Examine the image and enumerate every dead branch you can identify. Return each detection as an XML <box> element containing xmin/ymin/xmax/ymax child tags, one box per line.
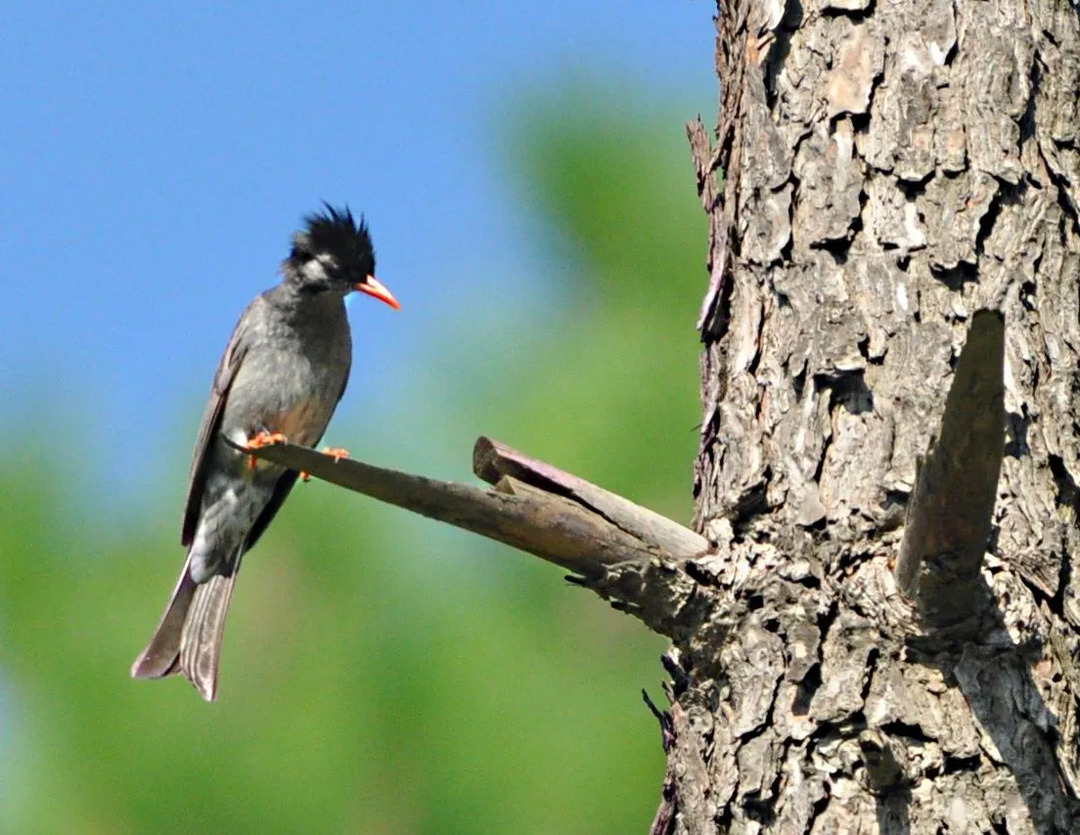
<box><xmin>234</xmin><ymin>436</ymin><xmax>708</xmax><ymax>600</ymax></box>
<box><xmin>894</xmin><ymin>309</ymin><xmax>1007</xmax><ymax>629</ymax></box>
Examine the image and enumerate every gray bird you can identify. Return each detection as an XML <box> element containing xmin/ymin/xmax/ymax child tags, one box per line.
<box><xmin>131</xmin><ymin>204</ymin><xmax>399</xmax><ymax>701</ymax></box>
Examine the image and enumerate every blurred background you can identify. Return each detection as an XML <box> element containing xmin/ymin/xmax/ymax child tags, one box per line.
<box><xmin>0</xmin><ymin>3</ymin><xmax>712</xmax><ymax>832</ymax></box>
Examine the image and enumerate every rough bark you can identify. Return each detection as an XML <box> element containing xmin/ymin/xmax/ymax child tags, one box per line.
<box><xmin>666</xmin><ymin>0</ymin><xmax>1080</xmax><ymax>832</ymax></box>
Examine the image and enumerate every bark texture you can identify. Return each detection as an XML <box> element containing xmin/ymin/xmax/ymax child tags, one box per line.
<box><xmin>666</xmin><ymin>0</ymin><xmax>1080</xmax><ymax>831</ymax></box>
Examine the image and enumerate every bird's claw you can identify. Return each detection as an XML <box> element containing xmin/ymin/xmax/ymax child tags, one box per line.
<box><xmin>322</xmin><ymin>446</ymin><xmax>351</xmax><ymax>462</ymax></box>
<box><xmin>301</xmin><ymin>447</ymin><xmax>351</xmax><ymax>482</ymax></box>
<box><xmin>244</xmin><ymin>431</ymin><xmax>288</xmax><ymax>469</ymax></box>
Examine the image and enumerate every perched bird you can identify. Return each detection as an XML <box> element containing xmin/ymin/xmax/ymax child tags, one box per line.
<box><xmin>131</xmin><ymin>204</ymin><xmax>400</xmax><ymax>701</ymax></box>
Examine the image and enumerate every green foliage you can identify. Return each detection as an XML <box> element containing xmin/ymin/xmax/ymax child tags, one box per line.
<box><xmin>0</xmin><ymin>87</ymin><xmax>702</xmax><ymax>833</ymax></box>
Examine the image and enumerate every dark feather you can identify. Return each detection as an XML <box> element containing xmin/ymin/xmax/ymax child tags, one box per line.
<box><xmin>182</xmin><ymin>306</ymin><xmax>249</xmax><ymax>546</ymax></box>
<box><xmin>289</xmin><ymin>203</ymin><xmax>375</xmax><ymax>272</ymax></box>
<box><xmin>243</xmin><ymin>469</ymin><xmax>300</xmax><ymax>552</ymax></box>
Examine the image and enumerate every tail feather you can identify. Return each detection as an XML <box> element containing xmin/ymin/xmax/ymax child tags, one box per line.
<box><xmin>131</xmin><ymin>551</ymin><xmax>242</xmax><ymax>701</ymax></box>
<box><xmin>130</xmin><ymin>559</ymin><xmax>198</xmax><ymax>680</ymax></box>
<box><xmin>179</xmin><ymin>573</ymin><xmax>238</xmax><ymax>701</ymax></box>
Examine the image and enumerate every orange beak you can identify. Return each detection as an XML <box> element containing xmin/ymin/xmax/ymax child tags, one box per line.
<box><xmin>355</xmin><ymin>275</ymin><xmax>401</xmax><ymax>310</ymax></box>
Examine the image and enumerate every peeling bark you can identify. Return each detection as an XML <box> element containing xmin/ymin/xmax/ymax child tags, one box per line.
<box><xmin>671</xmin><ymin>0</ymin><xmax>1080</xmax><ymax>831</ymax></box>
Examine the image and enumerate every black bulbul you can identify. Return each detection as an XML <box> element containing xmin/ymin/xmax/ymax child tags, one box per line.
<box><xmin>131</xmin><ymin>204</ymin><xmax>400</xmax><ymax>700</ymax></box>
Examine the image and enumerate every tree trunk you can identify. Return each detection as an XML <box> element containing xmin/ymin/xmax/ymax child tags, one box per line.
<box><xmin>666</xmin><ymin>0</ymin><xmax>1080</xmax><ymax>832</ymax></box>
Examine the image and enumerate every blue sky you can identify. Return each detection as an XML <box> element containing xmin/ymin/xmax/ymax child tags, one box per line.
<box><xmin>0</xmin><ymin>2</ymin><xmax>714</xmax><ymax>498</ymax></box>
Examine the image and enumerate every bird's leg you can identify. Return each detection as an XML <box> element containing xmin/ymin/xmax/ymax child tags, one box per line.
<box><xmin>301</xmin><ymin>447</ymin><xmax>351</xmax><ymax>482</ymax></box>
<box><xmin>244</xmin><ymin>430</ymin><xmax>289</xmax><ymax>470</ymax></box>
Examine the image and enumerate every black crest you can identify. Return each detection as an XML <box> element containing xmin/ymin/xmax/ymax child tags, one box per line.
<box><xmin>290</xmin><ymin>203</ymin><xmax>374</xmax><ymax>268</ymax></box>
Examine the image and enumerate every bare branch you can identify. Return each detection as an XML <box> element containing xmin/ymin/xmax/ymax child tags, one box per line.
<box><xmin>234</xmin><ymin>438</ymin><xmax>707</xmax><ymax>591</ymax></box>
<box><xmin>895</xmin><ymin>309</ymin><xmax>1006</xmax><ymax>629</ymax></box>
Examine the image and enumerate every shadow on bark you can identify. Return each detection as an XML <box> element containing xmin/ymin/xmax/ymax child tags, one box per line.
<box><xmin>909</xmin><ymin>579</ymin><xmax>1075</xmax><ymax>832</ymax></box>
<box><xmin>897</xmin><ymin>310</ymin><xmax>1077</xmax><ymax>832</ymax></box>
<box><xmin>874</xmin><ymin>787</ymin><xmax>911</xmax><ymax>835</ymax></box>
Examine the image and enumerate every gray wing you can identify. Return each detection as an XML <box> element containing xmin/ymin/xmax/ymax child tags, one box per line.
<box><xmin>181</xmin><ymin>307</ymin><xmax>251</xmax><ymax>547</ymax></box>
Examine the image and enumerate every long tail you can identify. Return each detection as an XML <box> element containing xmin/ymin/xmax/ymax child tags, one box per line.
<box><xmin>131</xmin><ymin>553</ymin><xmax>241</xmax><ymax>701</ymax></box>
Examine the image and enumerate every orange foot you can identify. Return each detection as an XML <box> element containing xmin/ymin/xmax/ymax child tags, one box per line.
<box><xmin>244</xmin><ymin>431</ymin><xmax>288</xmax><ymax>470</ymax></box>
<box><xmin>301</xmin><ymin>447</ymin><xmax>351</xmax><ymax>482</ymax></box>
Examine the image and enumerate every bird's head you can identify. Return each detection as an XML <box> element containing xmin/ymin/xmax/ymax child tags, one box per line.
<box><xmin>284</xmin><ymin>203</ymin><xmax>400</xmax><ymax>309</ymax></box>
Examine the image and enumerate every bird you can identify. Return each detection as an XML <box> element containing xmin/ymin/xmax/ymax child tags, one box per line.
<box><xmin>131</xmin><ymin>204</ymin><xmax>400</xmax><ymax>701</ymax></box>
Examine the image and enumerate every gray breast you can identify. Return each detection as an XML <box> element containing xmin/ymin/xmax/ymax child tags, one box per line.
<box><xmin>220</xmin><ymin>292</ymin><xmax>352</xmax><ymax>460</ymax></box>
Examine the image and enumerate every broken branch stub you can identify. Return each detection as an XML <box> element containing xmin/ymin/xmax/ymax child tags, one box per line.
<box><xmin>473</xmin><ymin>436</ymin><xmax>707</xmax><ymax>557</ymax></box>
<box><xmin>895</xmin><ymin>309</ymin><xmax>1007</xmax><ymax>630</ymax></box>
